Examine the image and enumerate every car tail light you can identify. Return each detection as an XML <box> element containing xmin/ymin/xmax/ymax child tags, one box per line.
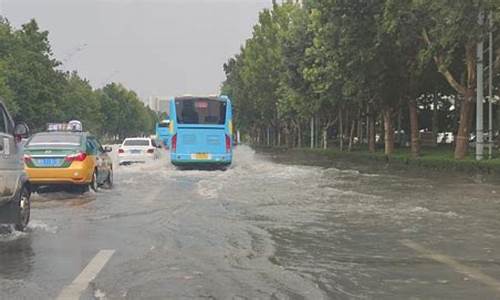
<box><xmin>225</xmin><ymin>135</ymin><xmax>231</xmax><ymax>153</ymax></box>
<box><xmin>118</xmin><ymin>148</ymin><xmax>124</xmax><ymax>154</ymax></box>
<box><xmin>23</xmin><ymin>154</ymin><xmax>32</xmax><ymax>164</ymax></box>
<box><xmin>65</xmin><ymin>152</ymin><xmax>87</xmax><ymax>162</ymax></box>
<box><xmin>146</xmin><ymin>148</ymin><xmax>155</xmax><ymax>154</ymax></box>
<box><xmin>171</xmin><ymin>134</ymin><xmax>177</xmax><ymax>152</ymax></box>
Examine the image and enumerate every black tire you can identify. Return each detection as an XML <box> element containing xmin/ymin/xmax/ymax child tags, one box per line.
<box><xmin>14</xmin><ymin>185</ymin><xmax>31</xmax><ymax>231</ymax></box>
<box><xmin>103</xmin><ymin>169</ymin><xmax>113</xmax><ymax>189</ymax></box>
<box><xmin>89</xmin><ymin>171</ymin><xmax>98</xmax><ymax>192</ymax></box>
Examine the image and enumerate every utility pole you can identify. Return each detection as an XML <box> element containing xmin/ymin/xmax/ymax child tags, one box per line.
<box><xmin>488</xmin><ymin>11</ymin><xmax>494</xmax><ymax>159</ymax></box>
<box><xmin>476</xmin><ymin>11</ymin><xmax>485</xmax><ymax>161</ymax></box>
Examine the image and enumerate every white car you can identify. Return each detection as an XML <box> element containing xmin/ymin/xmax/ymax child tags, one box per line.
<box><xmin>118</xmin><ymin>138</ymin><xmax>161</xmax><ymax>165</ymax></box>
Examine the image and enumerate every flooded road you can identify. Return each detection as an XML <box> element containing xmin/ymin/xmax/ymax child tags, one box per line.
<box><xmin>1</xmin><ymin>145</ymin><xmax>500</xmax><ymax>299</ymax></box>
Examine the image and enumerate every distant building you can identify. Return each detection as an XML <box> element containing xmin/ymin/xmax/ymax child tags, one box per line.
<box><xmin>147</xmin><ymin>96</ymin><xmax>170</xmax><ymax>114</ymax></box>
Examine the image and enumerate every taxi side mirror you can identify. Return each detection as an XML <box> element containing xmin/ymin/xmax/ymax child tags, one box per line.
<box><xmin>104</xmin><ymin>146</ymin><xmax>113</xmax><ymax>153</ymax></box>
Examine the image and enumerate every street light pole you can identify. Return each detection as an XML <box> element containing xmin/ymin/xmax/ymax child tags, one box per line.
<box><xmin>476</xmin><ymin>11</ymin><xmax>485</xmax><ymax>161</ymax></box>
<box><xmin>488</xmin><ymin>11</ymin><xmax>494</xmax><ymax>159</ymax></box>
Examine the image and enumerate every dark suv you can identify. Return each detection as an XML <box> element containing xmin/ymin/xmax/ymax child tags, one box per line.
<box><xmin>0</xmin><ymin>98</ymin><xmax>30</xmax><ymax>231</ymax></box>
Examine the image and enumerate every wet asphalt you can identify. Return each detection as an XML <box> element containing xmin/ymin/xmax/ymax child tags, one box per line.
<box><xmin>1</xmin><ymin>145</ymin><xmax>500</xmax><ymax>299</ymax></box>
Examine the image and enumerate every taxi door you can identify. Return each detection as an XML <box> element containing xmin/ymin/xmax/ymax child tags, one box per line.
<box><xmin>89</xmin><ymin>137</ymin><xmax>110</xmax><ymax>184</ymax></box>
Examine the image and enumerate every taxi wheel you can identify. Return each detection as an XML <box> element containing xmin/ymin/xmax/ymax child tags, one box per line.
<box><xmin>90</xmin><ymin>171</ymin><xmax>98</xmax><ymax>192</ymax></box>
<box><xmin>14</xmin><ymin>185</ymin><xmax>31</xmax><ymax>231</ymax></box>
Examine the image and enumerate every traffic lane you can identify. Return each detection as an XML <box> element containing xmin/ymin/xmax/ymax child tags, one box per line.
<box><xmin>92</xmin><ymin>147</ymin><xmax>500</xmax><ymax>299</ymax></box>
<box><xmin>0</xmin><ymin>158</ymin><xmax>175</xmax><ymax>299</ymax></box>
<box><xmin>1</xmin><ymin>146</ymin><xmax>500</xmax><ymax>299</ymax></box>
<box><xmin>0</xmin><ymin>153</ymin><xmax>324</xmax><ymax>299</ymax></box>
<box><xmin>90</xmin><ymin>161</ymin><xmax>325</xmax><ymax>299</ymax></box>
<box><xmin>260</xmin><ymin>149</ymin><xmax>500</xmax><ymax>299</ymax></box>
<box><xmin>0</xmin><ymin>188</ymin><xmax>128</xmax><ymax>299</ymax></box>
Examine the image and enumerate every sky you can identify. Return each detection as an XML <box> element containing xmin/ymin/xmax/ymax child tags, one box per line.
<box><xmin>0</xmin><ymin>0</ymin><xmax>271</xmax><ymax>100</ymax></box>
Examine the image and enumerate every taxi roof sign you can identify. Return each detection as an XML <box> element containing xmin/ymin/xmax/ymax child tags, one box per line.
<box><xmin>47</xmin><ymin>120</ymin><xmax>83</xmax><ymax>132</ymax></box>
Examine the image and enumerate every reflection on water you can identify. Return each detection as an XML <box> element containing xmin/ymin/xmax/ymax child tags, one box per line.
<box><xmin>0</xmin><ymin>146</ymin><xmax>498</xmax><ymax>299</ymax></box>
<box><xmin>32</xmin><ymin>187</ymin><xmax>97</xmax><ymax>209</ymax></box>
<box><xmin>252</xmin><ymin>147</ymin><xmax>500</xmax><ymax>299</ymax></box>
<box><xmin>0</xmin><ymin>233</ymin><xmax>34</xmax><ymax>279</ymax></box>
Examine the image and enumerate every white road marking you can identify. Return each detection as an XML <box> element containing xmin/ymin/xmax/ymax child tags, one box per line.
<box><xmin>57</xmin><ymin>249</ymin><xmax>115</xmax><ymax>300</ymax></box>
<box><xmin>401</xmin><ymin>240</ymin><xmax>500</xmax><ymax>292</ymax></box>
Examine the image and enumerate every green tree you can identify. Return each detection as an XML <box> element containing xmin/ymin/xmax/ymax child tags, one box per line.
<box><xmin>414</xmin><ymin>0</ymin><xmax>500</xmax><ymax>159</ymax></box>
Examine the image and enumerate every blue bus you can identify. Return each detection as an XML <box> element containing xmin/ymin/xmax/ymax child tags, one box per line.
<box><xmin>155</xmin><ymin>119</ymin><xmax>170</xmax><ymax>148</ymax></box>
<box><xmin>169</xmin><ymin>95</ymin><xmax>233</xmax><ymax>168</ymax></box>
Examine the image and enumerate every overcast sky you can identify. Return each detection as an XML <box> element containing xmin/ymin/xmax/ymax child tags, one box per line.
<box><xmin>1</xmin><ymin>0</ymin><xmax>270</xmax><ymax>99</ymax></box>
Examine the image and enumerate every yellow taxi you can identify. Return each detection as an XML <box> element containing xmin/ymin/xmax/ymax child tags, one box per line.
<box><xmin>23</xmin><ymin>128</ymin><xmax>113</xmax><ymax>193</ymax></box>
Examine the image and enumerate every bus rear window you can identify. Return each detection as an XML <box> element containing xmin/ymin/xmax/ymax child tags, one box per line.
<box><xmin>175</xmin><ymin>98</ymin><xmax>226</xmax><ymax>125</ymax></box>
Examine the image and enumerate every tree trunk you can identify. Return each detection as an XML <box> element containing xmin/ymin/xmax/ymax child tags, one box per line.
<box><xmin>368</xmin><ymin>110</ymin><xmax>376</xmax><ymax>153</ymax></box>
<box><xmin>368</xmin><ymin>116</ymin><xmax>376</xmax><ymax>153</ymax></box>
<box><xmin>310</xmin><ymin>117</ymin><xmax>314</xmax><ymax>149</ymax></box>
<box><xmin>397</xmin><ymin>107</ymin><xmax>402</xmax><ymax>146</ymax></box>
<box><xmin>409</xmin><ymin>98</ymin><xmax>420</xmax><ymax>158</ymax></box>
<box><xmin>323</xmin><ymin>126</ymin><xmax>328</xmax><ymax>149</ymax></box>
<box><xmin>348</xmin><ymin>119</ymin><xmax>356</xmax><ymax>152</ymax></box>
<box><xmin>432</xmin><ymin>93</ymin><xmax>439</xmax><ymax>143</ymax></box>
<box><xmin>339</xmin><ymin>109</ymin><xmax>344</xmax><ymax>151</ymax></box>
<box><xmin>284</xmin><ymin>123</ymin><xmax>289</xmax><ymax>147</ymax></box>
<box><xmin>454</xmin><ymin>94</ymin><xmax>474</xmax><ymax>159</ymax></box>
<box><xmin>267</xmin><ymin>127</ymin><xmax>271</xmax><ymax>146</ymax></box>
<box><xmin>383</xmin><ymin>108</ymin><xmax>394</xmax><ymax>156</ymax></box>
<box><xmin>358</xmin><ymin>108</ymin><xmax>363</xmax><ymax>145</ymax></box>
<box><xmin>315</xmin><ymin>116</ymin><xmax>320</xmax><ymax>148</ymax></box>
<box><xmin>423</xmin><ymin>32</ymin><xmax>478</xmax><ymax>160</ymax></box>
<box><xmin>277</xmin><ymin>126</ymin><xmax>281</xmax><ymax>147</ymax></box>
<box><xmin>297</xmin><ymin>123</ymin><xmax>302</xmax><ymax>148</ymax></box>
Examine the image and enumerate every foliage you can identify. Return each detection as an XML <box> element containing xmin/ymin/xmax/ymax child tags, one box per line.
<box><xmin>222</xmin><ymin>0</ymin><xmax>500</xmax><ymax>159</ymax></box>
<box><xmin>0</xmin><ymin>18</ymin><xmax>156</xmax><ymax>139</ymax></box>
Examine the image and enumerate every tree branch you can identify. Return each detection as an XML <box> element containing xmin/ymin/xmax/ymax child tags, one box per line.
<box><xmin>422</xmin><ymin>29</ymin><xmax>467</xmax><ymax>95</ymax></box>
<box><xmin>494</xmin><ymin>47</ymin><xmax>500</xmax><ymax>72</ymax></box>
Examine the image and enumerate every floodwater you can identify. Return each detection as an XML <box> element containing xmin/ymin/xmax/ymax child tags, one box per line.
<box><xmin>0</xmin><ymin>145</ymin><xmax>499</xmax><ymax>299</ymax></box>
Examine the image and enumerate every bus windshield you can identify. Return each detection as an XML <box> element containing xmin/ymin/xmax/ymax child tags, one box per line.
<box><xmin>175</xmin><ymin>98</ymin><xmax>226</xmax><ymax>125</ymax></box>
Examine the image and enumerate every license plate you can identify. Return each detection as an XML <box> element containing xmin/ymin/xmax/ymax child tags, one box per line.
<box><xmin>130</xmin><ymin>150</ymin><xmax>141</xmax><ymax>154</ymax></box>
<box><xmin>192</xmin><ymin>153</ymin><xmax>210</xmax><ymax>160</ymax></box>
<box><xmin>37</xmin><ymin>158</ymin><xmax>62</xmax><ymax>167</ymax></box>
